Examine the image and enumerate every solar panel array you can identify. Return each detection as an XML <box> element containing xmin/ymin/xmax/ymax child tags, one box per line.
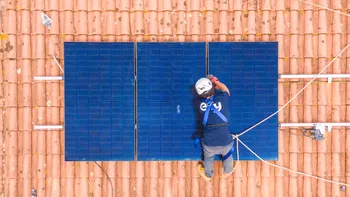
<box><xmin>64</xmin><ymin>42</ymin><xmax>278</xmax><ymax>161</ymax></box>
<box><xmin>209</xmin><ymin>42</ymin><xmax>278</xmax><ymax>160</ymax></box>
<box><xmin>64</xmin><ymin>43</ymin><xmax>135</xmax><ymax>161</ymax></box>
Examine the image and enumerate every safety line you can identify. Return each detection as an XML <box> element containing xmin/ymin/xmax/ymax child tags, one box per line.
<box><xmin>52</xmin><ymin>54</ymin><xmax>64</xmax><ymax>73</ymax></box>
<box><xmin>237</xmin><ymin>42</ymin><xmax>350</xmax><ymax>137</ymax></box>
<box><xmin>237</xmin><ymin>137</ymin><xmax>350</xmax><ymax>187</ymax></box>
<box><xmin>94</xmin><ymin>161</ymin><xmax>114</xmax><ymax>197</ymax></box>
<box><xmin>231</xmin><ymin>137</ymin><xmax>239</xmax><ymax>173</ymax></box>
<box><xmin>296</xmin><ymin>0</ymin><xmax>350</xmax><ymax>17</ymax></box>
<box><xmin>232</xmin><ymin>0</ymin><xmax>350</xmax><ymax>187</ymax></box>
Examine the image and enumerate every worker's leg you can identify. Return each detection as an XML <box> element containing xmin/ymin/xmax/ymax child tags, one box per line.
<box><xmin>221</xmin><ymin>140</ymin><xmax>234</xmax><ymax>174</ymax></box>
<box><xmin>203</xmin><ymin>144</ymin><xmax>216</xmax><ymax>178</ymax></box>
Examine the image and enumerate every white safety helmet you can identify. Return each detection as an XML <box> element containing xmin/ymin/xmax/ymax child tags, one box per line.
<box><xmin>195</xmin><ymin>78</ymin><xmax>213</xmax><ymax>95</ymax></box>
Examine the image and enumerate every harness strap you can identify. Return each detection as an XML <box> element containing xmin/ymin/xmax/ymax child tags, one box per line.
<box><xmin>222</xmin><ymin>144</ymin><xmax>234</xmax><ymax>161</ymax></box>
<box><xmin>205</xmin><ymin>122</ymin><xmax>228</xmax><ymax>127</ymax></box>
<box><xmin>202</xmin><ymin>96</ymin><xmax>228</xmax><ymax>126</ymax></box>
<box><xmin>193</xmin><ymin>137</ymin><xmax>234</xmax><ymax>161</ymax></box>
<box><xmin>199</xmin><ymin>95</ymin><xmax>233</xmax><ymax>161</ymax></box>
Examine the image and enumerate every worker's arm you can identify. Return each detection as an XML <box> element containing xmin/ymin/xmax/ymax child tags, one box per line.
<box><xmin>214</xmin><ymin>81</ymin><xmax>230</xmax><ymax>96</ymax></box>
<box><xmin>207</xmin><ymin>74</ymin><xmax>230</xmax><ymax>96</ymax></box>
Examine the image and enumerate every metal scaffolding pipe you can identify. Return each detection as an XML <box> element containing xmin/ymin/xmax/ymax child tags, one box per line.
<box><xmin>34</xmin><ymin>125</ymin><xmax>64</xmax><ymax>130</ymax></box>
<box><xmin>279</xmin><ymin>74</ymin><xmax>350</xmax><ymax>79</ymax></box>
<box><xmin>34</xmin><ymin>76</ymin><xmax>63</xmax><ymax>80</ymax></box>
<box><xmin>279</xmin><ymin>123</ymin><xmax>350</xmax><ymax>127</ymax></box>
<box><xmin>279</xmin><ymin>74</ymin><xmax>350</xmax><ymax>83</ymax></box>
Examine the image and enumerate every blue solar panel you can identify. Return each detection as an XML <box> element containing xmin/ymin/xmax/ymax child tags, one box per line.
<box><xmin>64</xmin><ymin>42</ymin><xmax>135</xmax><ymax>161</ymax></box>
<box><xmin>137</xmin><ymin>43</ymin><xmax>205</xmax><ymax>161</ymax></box>
<box><xmin>208</xmin><ymin>42</ymin><xmax>278</xmax><ymax>160</ymax></box>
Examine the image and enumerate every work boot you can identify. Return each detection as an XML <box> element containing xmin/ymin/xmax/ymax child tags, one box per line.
<box><xmin>197</xmin><ymin>162</ymin><xmax>212</xmax><ymax>182</ymax></box>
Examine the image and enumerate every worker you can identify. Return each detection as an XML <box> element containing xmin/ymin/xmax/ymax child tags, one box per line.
<box><xmin>195</xmin><ymin>74</ymin><xmax>234</xmax><ymax>181</ymax></box>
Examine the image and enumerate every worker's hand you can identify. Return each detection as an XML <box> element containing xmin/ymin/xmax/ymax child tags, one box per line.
<box><xmin>207</xmin><ymin>74</ymin><xmax>219</xmax><ymax>83</ymax></box>
<box><xmin>207</xmin><ymin>74</ymin><xmax>219</xmax><ymax>89</ymax></box>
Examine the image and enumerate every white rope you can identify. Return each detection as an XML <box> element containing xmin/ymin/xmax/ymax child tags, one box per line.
<box><xmin>52</xmin><ymin>54</ymin><xmax>64</xmax><ymax>73</ymax></box>
<box><xmin>231</xmin><ymin>137</ymin><xmax>239</xmax><ymax>173</ymax></box>
<box><xmin>296</xmin><ymin>0</ymin><xmax>350</xmax><ymax>17</ymax></box>
<box><xmin>237</xmin><ymin>42</ymin><xmax>350</xmax><ymax>137</ymax></box>
<box><xmin>237</xmin><ymin>138</ymin><xmax>350</xmax><ymax>187</ymax></box>
<box><xmin>201</xmin><ymin>0</ymin><xmax>350</xmax><ymax>188</ymax></box>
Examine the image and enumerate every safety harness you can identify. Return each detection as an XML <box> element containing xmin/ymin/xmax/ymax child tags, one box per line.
<box><xmin>202</xmin><ymin>96</ymin><xmax>228</xmax><ymax>126</ymax></box>
<box><xmin>196</xmin><ymin>95</ymin><xmax>234</xmax><ymax>161</ymax></box>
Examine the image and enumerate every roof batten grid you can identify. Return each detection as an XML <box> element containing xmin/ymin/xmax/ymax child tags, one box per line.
<box><xmin>3</xmin><ymin>0</ymin><xmax>18</xmax><ymax>196</ymax></box>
